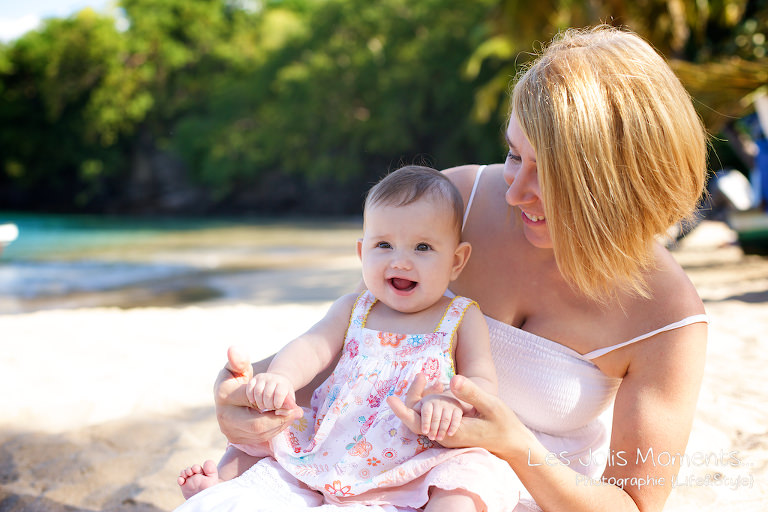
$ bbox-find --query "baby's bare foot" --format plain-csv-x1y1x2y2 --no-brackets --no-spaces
178,460,219,499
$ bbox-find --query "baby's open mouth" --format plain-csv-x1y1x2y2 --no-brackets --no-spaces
389,278,417,292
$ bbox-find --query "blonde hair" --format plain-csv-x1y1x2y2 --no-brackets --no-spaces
511,25,707,301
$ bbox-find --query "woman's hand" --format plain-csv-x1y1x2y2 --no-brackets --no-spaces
214,347,302,446
388,373,534,462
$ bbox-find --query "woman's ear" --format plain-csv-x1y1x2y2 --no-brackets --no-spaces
450,241,472,280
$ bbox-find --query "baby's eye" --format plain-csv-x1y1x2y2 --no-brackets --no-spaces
376,241,392,249
415,243,431,252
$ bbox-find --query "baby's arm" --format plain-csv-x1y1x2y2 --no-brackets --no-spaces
419,304,496,441
452,303,497,394
247,293,358,413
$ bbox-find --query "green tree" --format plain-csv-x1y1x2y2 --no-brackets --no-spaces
1,0,506,214
465,0,768,135
0,9,129,210
171,0,499,213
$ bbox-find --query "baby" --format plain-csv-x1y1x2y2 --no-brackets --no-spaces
177,166,517,511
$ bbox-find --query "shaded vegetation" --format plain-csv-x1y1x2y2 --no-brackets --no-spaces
1,0,766,215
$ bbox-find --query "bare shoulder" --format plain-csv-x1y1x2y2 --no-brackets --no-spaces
607,243,704,338
442,163,504,200
643,243,705,319
589,243,706,377
458,300,488,331
323,292,361,323
334,291,362,309
612,245,707,392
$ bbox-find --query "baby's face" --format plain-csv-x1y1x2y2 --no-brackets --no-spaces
358,197,463,314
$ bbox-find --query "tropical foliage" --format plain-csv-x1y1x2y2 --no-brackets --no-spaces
1,0,766,214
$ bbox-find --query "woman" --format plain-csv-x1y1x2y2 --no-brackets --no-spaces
213,25,708,511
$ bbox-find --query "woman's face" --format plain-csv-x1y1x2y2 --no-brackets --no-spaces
503,115,552,249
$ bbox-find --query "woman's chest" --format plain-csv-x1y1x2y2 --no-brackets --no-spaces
487,316,621,433
452,240,627,365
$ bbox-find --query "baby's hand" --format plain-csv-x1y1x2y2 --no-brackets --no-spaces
418,393,463,442
247,372,298,416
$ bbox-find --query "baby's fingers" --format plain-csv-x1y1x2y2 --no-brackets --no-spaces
261,379,280,411
420,401,435,437
424,403,452,441
272,386,297,415
441,407,463,440
246,376,266,410
430,407,453,441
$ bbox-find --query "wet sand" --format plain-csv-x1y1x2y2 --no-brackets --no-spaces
0,221,766,511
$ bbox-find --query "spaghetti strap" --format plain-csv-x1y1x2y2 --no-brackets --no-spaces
583,314,708,360
462,165,486,231
434,295,477,336
434,295,477,376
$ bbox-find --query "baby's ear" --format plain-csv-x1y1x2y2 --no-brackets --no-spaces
450,241,472,280
356,238,363,261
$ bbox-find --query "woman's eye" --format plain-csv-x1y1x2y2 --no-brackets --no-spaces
416,243,431,251
376,241,392,249
506,150,521,162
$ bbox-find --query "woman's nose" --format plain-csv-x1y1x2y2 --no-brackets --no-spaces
504,161,538,207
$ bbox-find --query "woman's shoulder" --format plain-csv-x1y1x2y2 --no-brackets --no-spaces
643,243,705,316
442,164,504,197
602,243,705,350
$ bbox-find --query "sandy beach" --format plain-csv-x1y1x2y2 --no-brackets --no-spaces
1,220,766,511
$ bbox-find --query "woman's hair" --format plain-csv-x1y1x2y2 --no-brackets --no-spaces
511,25,707,301
365,165,465,238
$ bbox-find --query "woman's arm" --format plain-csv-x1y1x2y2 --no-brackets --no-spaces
391,321,707,512
594,321,708,510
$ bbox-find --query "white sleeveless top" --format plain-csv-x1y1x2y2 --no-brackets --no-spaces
455,165,708,483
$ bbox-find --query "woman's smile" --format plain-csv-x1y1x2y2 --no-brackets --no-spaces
521,210,545,224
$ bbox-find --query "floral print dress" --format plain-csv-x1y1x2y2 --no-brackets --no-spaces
266,290,518,510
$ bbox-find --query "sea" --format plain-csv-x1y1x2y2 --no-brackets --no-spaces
0,212,362,314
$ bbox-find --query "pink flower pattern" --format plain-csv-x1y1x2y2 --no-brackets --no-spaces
271,291,477,500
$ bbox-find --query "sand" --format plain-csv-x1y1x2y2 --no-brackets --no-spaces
1,220,766,511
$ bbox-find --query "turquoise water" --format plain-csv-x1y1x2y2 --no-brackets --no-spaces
0,212,362,313
0,212,237,260
0,213,226,308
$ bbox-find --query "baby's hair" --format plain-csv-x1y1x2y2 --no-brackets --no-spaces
365,165,464,237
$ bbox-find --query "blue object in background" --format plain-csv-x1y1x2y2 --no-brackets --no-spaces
756,138,768,211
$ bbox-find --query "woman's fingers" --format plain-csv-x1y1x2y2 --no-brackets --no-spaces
216,346,255,407
404,373,427,408
226,346,253,382
450,374,497,418
275,394,301,417
216,402,295,444
387,395,422,434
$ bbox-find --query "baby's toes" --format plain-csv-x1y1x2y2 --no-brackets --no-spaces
202,460,217,475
